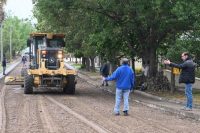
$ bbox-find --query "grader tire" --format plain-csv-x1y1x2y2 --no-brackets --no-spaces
24,72,34,94
63,75,75,94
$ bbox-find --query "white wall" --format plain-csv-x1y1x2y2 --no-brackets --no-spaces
163,70,200,89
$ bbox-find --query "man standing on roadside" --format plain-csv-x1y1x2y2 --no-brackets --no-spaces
22,56,27,67
164,52,196,111
2,56,6,75
103,58,134,116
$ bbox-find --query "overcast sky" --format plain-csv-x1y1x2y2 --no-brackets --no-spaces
4,0,34,20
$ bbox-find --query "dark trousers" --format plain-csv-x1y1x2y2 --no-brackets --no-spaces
3,66,6,75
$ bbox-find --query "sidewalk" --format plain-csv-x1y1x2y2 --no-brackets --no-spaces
0,59,21,79
77,69,200,121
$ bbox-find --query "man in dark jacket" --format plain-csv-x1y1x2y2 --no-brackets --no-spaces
2,57,6,75
164,52,196,111
100,61,110,86
103,58,135,116
22,56,27,67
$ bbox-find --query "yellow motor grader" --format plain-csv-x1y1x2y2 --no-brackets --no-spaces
5,33,77,94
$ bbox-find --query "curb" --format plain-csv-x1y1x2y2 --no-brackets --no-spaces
134,90,200,109
134,100,200,121
0,60,21,80
134,90,164,101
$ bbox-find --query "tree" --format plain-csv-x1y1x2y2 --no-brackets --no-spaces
33,0,200,76
84,0,200,76
2,15,35,59
33,0,115,71
0,0,6,22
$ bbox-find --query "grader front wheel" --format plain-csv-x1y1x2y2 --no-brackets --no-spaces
24,72,34,94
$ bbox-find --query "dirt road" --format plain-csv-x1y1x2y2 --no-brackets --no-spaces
0,66,200,133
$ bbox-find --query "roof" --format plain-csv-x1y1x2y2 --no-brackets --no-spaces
30,33,65,38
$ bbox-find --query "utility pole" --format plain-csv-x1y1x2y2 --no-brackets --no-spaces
0,23,3,62
9,26,12,61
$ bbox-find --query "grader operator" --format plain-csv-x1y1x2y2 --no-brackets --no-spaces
6,33,77,94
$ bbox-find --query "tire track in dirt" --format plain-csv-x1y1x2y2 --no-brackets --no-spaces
38,95,61,133
129,113,173,133
73,77,175,133
2,64,98,133
45,96,111,133
4,86,44,133
2,63,200,132
0,86,6,133
52,95,134,133
4,64,44,132
52,94,173,133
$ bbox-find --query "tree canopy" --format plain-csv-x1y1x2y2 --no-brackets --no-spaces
1,15,35,59
33,0,200,74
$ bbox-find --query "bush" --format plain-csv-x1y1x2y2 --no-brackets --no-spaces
196,69,200,78
72,64,82,69
146,71,170,91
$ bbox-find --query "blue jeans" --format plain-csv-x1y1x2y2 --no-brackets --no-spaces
185,83,193,109
114,89,130,113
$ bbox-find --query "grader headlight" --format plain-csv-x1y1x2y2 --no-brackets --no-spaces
41,50,47,58
57,51,63,59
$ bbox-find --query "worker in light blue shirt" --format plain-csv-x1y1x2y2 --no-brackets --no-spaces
103,58,135,116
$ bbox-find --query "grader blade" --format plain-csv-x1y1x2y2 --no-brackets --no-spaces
4,76,24,85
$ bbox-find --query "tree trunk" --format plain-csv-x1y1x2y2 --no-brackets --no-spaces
82,57,86,69
170,67,176,93
0,4,4,23
131,58,135,72
149,47,157,77
85,57,90,71
142,48,150,77
142,47,157,77
90,57,95,72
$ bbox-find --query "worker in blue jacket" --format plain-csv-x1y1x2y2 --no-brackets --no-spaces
103,58,135,116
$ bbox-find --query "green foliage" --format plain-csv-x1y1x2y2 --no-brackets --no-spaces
1,15,35,59
166,40,186,63
196,69,200,78
167,38,200,65
33,0,200,75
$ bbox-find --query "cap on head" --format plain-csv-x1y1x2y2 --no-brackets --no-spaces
122,58,129,64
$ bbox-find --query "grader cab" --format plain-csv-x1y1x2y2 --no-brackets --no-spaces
6,33,77,94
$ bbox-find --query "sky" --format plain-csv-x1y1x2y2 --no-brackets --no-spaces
4,0,34,20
